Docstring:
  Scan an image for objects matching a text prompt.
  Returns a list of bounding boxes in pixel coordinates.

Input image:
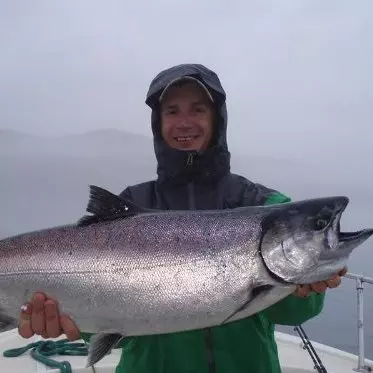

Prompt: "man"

[18,63,345,373]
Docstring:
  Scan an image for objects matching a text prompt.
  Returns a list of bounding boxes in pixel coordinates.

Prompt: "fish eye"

[313,216,331,231]
[316,219,328,230]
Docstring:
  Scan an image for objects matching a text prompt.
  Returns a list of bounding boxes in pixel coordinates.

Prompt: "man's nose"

[176,113,192,127]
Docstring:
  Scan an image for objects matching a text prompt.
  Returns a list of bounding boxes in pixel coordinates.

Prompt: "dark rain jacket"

[81,63,325,373]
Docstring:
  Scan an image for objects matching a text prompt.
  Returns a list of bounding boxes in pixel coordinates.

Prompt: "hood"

[145,63,231,184]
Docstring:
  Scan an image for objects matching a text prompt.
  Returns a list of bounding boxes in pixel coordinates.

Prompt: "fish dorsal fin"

[77,215,101,226]
[77,185,146,227]
[87,185,143,216]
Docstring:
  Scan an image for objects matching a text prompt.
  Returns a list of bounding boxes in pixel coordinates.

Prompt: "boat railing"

[344,272,373,373]
[295,272,372,373]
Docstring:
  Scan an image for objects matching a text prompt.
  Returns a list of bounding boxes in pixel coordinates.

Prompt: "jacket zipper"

[186,152,216,373]
[187,152,196,210]
[186,152,194,166]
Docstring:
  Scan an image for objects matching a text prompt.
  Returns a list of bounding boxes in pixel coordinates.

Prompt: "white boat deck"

[277,332,372,373]
[0,328,372,373]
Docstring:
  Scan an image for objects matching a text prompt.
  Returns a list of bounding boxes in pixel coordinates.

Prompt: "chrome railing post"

[345,273,373,373]
[356,277,365,372]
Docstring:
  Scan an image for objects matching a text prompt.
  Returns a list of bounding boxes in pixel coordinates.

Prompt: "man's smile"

[173,135,199,143]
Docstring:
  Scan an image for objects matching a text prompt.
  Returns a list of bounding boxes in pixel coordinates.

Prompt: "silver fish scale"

[0,209,273,335]
[0,210,260,273]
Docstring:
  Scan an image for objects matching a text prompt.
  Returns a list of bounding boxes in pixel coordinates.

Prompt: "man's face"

[159,82,215,152]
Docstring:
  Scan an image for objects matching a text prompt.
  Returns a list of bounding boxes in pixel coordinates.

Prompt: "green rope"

[3,339,88,373]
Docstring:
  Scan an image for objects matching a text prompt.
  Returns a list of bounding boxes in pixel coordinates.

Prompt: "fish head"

[259,196,373,284]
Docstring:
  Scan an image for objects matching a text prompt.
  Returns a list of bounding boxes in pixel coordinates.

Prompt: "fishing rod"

[294,325,328,373]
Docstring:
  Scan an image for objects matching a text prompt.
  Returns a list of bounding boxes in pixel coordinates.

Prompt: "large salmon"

[0,185,372,366]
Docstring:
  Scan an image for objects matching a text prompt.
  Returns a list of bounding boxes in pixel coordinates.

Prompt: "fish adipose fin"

[220,285,274,325]
[78,185,148,226]
[86,332,125,367]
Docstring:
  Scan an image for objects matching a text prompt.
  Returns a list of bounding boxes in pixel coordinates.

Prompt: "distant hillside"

[0,129,34,137]
[0,128,153,157]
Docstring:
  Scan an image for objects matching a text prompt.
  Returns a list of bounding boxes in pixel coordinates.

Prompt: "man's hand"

[294,267,348,298]
[18,292,80,341]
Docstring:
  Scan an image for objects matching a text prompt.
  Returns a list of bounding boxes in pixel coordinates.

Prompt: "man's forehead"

[162,100,210,110]
[160,76,214,101]
[160,82,211,105]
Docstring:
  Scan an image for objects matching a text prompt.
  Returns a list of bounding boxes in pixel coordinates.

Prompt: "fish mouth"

[339,230,373,242]
[331,200,373,253]
[259,196,373,284]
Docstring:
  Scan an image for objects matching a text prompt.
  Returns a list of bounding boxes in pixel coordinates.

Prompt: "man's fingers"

[339,267,348,277]
[18,303,34,338]
[45,299,62,338]
[311,282,328,293]
[296,270,346,298]
[327,276,342,289]
[295,284,311,297]
[60,313,80,341]
[31,292,47,335]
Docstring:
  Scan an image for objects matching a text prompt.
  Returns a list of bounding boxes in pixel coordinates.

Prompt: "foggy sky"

[1,1,373,165]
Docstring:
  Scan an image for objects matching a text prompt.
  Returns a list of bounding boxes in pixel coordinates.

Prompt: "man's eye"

[195,106,206,113]
[165,109,177,115]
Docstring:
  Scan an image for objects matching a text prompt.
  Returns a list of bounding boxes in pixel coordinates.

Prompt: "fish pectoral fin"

[220,285,275,325]
[77,185,148,226]
[86,332,125,367]
[220,300,253,325]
